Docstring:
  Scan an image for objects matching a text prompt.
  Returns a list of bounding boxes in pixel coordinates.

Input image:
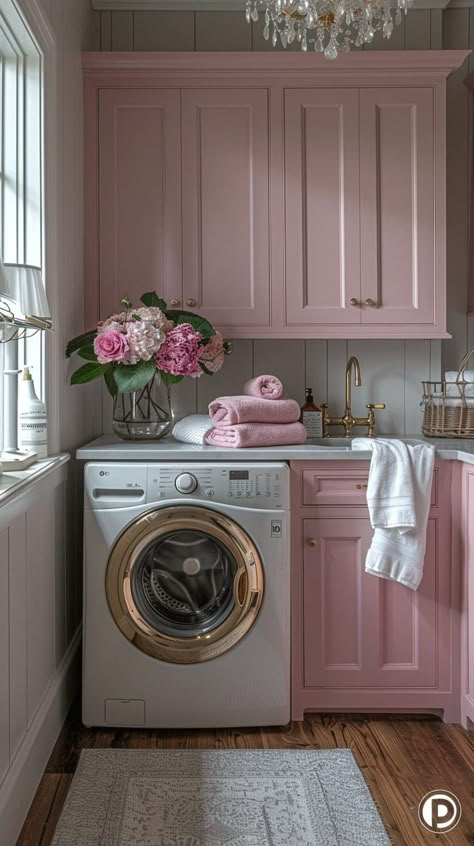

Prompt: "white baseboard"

[0,628,81,846]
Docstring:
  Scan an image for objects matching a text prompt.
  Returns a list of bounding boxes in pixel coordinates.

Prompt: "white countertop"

[76,434,474,465]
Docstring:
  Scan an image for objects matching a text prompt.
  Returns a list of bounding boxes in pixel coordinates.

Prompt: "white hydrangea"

[124,322,166,365]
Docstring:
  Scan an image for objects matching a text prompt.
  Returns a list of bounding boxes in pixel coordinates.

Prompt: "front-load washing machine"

[82,461,290,728]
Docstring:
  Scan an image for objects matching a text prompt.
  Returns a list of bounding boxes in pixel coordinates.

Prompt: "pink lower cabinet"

[291,460,459,722]
[461,467,474,729]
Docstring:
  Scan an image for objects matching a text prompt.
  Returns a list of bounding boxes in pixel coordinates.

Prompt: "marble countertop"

[76,434,474,465]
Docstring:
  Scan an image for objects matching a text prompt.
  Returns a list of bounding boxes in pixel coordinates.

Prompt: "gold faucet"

[320,356,385,438]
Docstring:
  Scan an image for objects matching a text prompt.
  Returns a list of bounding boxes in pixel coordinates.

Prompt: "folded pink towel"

[209,395,300,426]
[243,375,283,400]
[205,422,307,448]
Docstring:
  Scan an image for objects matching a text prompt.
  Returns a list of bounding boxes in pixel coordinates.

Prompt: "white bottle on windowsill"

[19,367,48,459]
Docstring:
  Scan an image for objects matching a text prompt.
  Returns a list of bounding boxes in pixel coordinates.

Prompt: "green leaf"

[66,330,97,358]
[78,345,98,362]
[140,291,167,311]
[199,361,213,376]
[165,310,215,339]
[70,361,108,385]
[104,364,118,397]
[113,359,157,394]
[159,371,184,386]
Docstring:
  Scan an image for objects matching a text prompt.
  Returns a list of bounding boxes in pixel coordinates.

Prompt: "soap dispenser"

[19,367,48,458]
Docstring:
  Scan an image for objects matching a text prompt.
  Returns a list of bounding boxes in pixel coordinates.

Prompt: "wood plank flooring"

[16,700,474,845]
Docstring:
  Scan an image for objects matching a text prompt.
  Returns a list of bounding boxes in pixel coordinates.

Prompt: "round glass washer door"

[106,506,264,664]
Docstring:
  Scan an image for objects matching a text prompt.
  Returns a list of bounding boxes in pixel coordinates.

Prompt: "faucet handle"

[367,404,385,410]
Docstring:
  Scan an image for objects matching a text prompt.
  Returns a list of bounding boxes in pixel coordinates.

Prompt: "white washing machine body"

[82,461,290,728]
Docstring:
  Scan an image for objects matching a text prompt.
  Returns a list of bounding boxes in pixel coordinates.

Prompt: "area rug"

[51,749,391,846]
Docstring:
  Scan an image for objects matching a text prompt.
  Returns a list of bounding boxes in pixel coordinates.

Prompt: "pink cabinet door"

[303,517,437,688]
[98,89,182,318]
[284,89,361,326]
[359,88,435,325]
[181,89,270,328]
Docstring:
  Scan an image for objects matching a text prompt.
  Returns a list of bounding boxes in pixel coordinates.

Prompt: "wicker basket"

[422,347,474,438]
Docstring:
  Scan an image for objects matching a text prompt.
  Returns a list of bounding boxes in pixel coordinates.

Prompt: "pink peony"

[94,329,129,364]
[199,332,225,374]
[155,323,203,378]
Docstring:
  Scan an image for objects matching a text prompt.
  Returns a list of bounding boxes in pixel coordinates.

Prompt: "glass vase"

[112,372,173,440]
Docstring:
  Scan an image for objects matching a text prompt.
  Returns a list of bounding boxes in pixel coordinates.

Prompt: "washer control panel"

[147,463,289,509]
[85,462,289,510]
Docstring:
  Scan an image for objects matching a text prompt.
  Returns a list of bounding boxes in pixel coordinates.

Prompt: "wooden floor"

[16,700,474,845]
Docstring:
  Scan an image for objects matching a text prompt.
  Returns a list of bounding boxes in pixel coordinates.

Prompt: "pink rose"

[94,329,129,364]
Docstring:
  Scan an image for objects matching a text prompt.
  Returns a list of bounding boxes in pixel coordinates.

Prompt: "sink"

[306,438,353,450]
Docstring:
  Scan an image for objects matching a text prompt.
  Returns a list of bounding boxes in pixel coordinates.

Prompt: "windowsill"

[0,453,70,506]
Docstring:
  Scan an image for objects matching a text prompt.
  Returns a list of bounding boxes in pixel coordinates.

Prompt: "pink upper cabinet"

[83,52,468,336]
[98,89,182,318]
[284,89,361,326]
[181,89,271,329]
[360,88,435,326]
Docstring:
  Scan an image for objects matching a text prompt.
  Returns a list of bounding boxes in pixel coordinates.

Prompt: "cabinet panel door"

[99,90,182,317]
[360,88,435,325]
[284,89,361,325]
[303,517,437,688]
[182,89,270,327]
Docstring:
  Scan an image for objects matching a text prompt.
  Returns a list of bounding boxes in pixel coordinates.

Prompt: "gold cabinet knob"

[356,483,368,490]
[350,297,360,307]
[364,298,377,307]
[307,538,318,547]
[169,298,181,307]
[186,298,197,308]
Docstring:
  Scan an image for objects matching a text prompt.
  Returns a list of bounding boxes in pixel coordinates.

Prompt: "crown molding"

[82,48,470,77]
[91,0,452,9]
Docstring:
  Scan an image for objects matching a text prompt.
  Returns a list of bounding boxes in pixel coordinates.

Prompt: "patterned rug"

[51,749,391,845]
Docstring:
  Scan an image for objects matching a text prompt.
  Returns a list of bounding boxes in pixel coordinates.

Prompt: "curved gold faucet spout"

[345,356,361,418]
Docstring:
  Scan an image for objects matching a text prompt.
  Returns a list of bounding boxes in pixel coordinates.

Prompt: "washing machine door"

[106,506,264,663]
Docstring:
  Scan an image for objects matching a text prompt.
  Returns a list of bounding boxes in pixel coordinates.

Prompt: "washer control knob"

[175,473,198,494]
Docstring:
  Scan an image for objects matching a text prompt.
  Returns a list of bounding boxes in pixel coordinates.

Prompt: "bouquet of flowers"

[66,292,231,396]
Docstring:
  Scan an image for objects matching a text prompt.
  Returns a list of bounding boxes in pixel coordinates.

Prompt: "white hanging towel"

[352,438,435,590]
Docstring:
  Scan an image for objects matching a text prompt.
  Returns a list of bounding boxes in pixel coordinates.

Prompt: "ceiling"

[91,0,462,9]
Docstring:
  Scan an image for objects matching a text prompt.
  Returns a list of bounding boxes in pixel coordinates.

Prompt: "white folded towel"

[445,370,474,397]
[352,438,435,590]
[172,415,212,445]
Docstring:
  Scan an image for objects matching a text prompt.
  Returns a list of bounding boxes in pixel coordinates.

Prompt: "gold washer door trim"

[106,505,264,664]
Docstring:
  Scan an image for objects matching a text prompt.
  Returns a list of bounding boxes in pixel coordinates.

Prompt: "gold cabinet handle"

[350,297,361,307]
[186,298,197,308]
[307,538,318,547]
[364,298,377,307]
[356,483,368,490]
[169,298,181,307]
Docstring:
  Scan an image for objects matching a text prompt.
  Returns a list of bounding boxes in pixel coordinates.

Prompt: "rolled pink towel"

[205,422,307,448]
[243,375,283,400]
[209,395,300,426]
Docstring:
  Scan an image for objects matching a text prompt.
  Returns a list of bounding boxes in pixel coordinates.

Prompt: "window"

[0,0,44,451]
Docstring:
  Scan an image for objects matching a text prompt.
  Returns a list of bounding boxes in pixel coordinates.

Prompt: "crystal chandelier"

[245,0,413,59]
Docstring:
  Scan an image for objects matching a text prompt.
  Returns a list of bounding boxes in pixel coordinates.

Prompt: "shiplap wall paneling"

[26,498,55,722]
[0,529,9,784]
[8,516,28,763]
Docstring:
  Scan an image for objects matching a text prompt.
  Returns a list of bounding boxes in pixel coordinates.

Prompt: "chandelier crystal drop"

[245,0,413,59]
